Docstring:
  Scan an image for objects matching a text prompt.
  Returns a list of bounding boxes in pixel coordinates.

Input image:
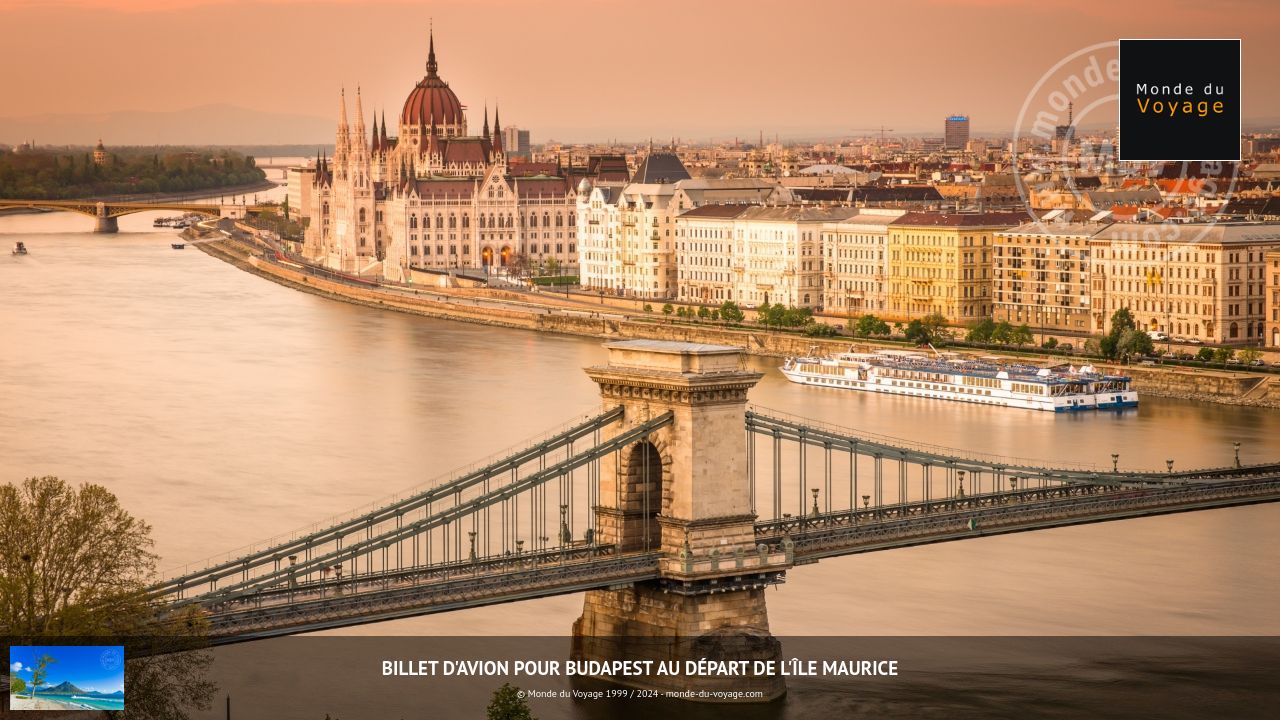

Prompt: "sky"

[9,646,125,694]
[1,0,1278,144]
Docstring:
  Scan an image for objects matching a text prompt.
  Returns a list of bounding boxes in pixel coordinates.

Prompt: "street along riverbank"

[192,233,1280,409]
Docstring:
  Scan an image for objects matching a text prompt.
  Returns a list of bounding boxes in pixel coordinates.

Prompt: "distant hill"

[0,104,333,146]
[40,680,86,695]
[84,690,125,698]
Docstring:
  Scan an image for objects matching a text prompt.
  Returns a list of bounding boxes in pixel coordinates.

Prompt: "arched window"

[358,208,367,223]
[506,213,514,228]
[1229,321,1239,338]
[555,214,563,227]
[489,213,496,229]
[543,212,551,227]
[569,214,575,227]
[529,214,538,228]
[462,215,469,229]
[479,215,486,229]
[423,214,430,229]
[449,214,457,229]
[436,214,443,229]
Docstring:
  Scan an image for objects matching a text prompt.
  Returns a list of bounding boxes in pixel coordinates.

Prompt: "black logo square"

[1119,39,1241,162]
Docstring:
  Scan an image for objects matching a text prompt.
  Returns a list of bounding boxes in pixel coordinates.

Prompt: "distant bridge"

[0,199,275,232]
[141,341,1280,698]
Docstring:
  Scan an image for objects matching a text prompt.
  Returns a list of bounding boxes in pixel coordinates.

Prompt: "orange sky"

[2,0,1278,143]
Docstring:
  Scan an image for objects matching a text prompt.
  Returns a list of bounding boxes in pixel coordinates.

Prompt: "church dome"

[400,32,464,129]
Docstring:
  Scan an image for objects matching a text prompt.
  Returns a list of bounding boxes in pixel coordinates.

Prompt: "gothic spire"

[482,102,490,141]
[426,27,438,77]
[492,104,503,154]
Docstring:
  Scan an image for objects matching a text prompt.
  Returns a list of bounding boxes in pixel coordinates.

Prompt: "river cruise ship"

[781,349,1138,412]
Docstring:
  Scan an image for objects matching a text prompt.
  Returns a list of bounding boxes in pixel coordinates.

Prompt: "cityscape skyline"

[3,0,1279,144]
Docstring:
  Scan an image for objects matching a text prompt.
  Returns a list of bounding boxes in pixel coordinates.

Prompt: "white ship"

[781,349,1138,413]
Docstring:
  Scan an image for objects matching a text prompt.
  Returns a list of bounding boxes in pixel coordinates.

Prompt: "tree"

[854,314,890,338]
[0,476,216,718]
[904,313,951,346]
[697,306,711,320]
[1011,324,1034,346]
[1100,308,1141,359]
[661,303,674,316]
[545,258,560,275]
[1042,337,1059,350]
[990,321,1014,344]
[805,322,838,337]
[1116,328,1154,358]
[1212,347,1235,364]
[10,675,25,696]
[966,318,996,343]
[28,653,55,700]
[1196,347,1215,362]
[487,683,535,720]
[642,303,653,313]
[1238,348,1263,365]
[718,301,745,323]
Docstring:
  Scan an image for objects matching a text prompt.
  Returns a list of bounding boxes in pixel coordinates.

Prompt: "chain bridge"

[145,340,1280,699]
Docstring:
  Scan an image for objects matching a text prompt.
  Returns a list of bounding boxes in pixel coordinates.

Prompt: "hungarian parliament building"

[300,32,611,282]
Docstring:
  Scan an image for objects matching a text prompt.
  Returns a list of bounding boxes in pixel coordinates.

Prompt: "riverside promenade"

[189,224,1280,409]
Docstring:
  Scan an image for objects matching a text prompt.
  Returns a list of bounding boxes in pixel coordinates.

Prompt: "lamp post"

[811,488,820,518]
[1166,459,1174,474]
[1111,453,1119,473]
[1233,442,1241,468]
[956,470,966,499]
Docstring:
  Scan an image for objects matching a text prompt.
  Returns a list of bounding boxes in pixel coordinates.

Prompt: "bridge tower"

[573,340,789,701]
[93,202,118,233]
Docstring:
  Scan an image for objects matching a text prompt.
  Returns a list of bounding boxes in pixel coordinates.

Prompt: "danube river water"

[2,206,1278,717]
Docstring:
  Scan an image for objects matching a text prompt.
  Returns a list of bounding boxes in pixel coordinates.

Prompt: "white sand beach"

[10,694,95,710]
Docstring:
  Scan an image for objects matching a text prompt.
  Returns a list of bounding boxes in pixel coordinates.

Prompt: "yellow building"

[887,211,1022,323]
[1089,223,1280,344]
[1263,247,1280,348]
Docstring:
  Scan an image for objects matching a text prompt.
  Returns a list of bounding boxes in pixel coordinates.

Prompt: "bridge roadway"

[0,198,276,231]
[184,467,1280,643]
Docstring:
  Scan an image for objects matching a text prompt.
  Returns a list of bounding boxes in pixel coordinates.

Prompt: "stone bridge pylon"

[572,340,790,701]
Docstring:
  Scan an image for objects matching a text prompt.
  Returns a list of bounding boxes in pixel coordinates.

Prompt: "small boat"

[171,243,186,250]
[12,241,27,255]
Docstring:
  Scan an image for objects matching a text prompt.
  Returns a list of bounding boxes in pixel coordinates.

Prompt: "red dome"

[400,31,464,129]
[401,77,464,127]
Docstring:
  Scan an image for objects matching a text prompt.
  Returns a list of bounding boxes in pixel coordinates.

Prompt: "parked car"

[1249,359,1266,367]
[1186,337,1204,344]
[1147,330,1169,341]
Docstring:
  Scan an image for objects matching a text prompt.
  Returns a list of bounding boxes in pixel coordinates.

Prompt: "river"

[2,202,1278,717]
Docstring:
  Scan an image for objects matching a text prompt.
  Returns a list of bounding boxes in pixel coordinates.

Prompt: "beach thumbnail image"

[8,646,125,711]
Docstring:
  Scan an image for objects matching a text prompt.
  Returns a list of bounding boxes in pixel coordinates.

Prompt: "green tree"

[1238,348,1263,365]
[904,313,951,346]
[661,303,673,316]
[990,320,1014,344]
[1212,347,1235,364]
[718,301,745,323]
[966,318,996,343]
[1195,347,1214,362]
[854,314,891,338]
[30,653,54,700]
[642,303,653,313]
[697,306,711,320]
[1100,308,1140,359]
[0,476,216,718]
[487,683,535,720]
[805,322,838,337]
[1116,328,1154,358]
[1011,324,1034,346]
[1042,337,1059,350]
[10,675,25,696]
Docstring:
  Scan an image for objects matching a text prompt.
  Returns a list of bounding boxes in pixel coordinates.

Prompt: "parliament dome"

[400,32,465,132]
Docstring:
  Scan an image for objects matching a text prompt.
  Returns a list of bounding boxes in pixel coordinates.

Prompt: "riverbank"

[192,235,1280,409]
